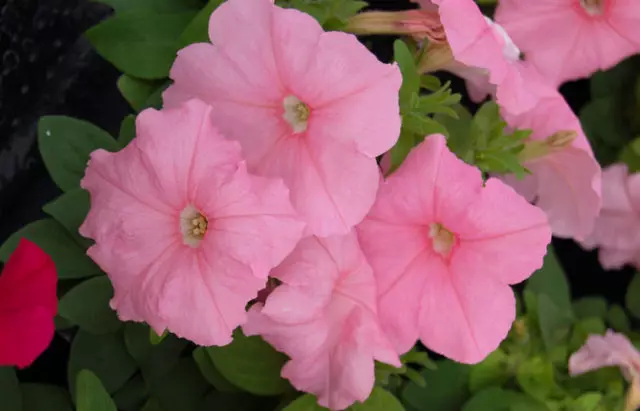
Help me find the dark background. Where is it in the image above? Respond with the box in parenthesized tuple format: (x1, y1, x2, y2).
(0, 0, 633, 386)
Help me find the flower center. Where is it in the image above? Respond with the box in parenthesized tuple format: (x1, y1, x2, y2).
(283, 95, 310, 134)
(180, 205, 208, 248)
(580, 0, 605, 15)
(429, 223, 456, 257)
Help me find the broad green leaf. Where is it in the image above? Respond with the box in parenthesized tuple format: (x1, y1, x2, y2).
(568, 393, 603, 411)
(0, 367, 21, 411)
(626, 273, 640, 319)
(580, 97, 630, 166)
(123, 322, 187, 384)
(149, 328, 168, 345)
(515, 357, 562, 402)
(282, 394, 326, 410)
(207, 330, 290, 396)
(146, 358, 210, 411)
(76, 370, 118, 411)
(91, 0, 202, 13)
(590, 56, 640, 98)
(68, 331, 138, 398)
(179, 0, 225, 46)
(619, 136, 640, 172)
(402, 360, 470, 411)
(525, 246, 572, 313)
(0, 219, 101, 279)
(389, 128, 417, 174)
(118, 75, 165, 112)
(86, 11, 197, 79)
(119, 115, 137, 146)
(394, 39, 419, 114)
(569, 317, 607, 353)
(112, 375, 148, 411)
(469, 348, 510, 393)
(573, 297, 608, 320)
(59, 276, 121, 334)
(462, 387, 517, 411)
(351, 388, 404, 411)
(21, 384, 73, 411)
(38, 116, 119, 191)
(43, 189, 91, 246)
(537, 294, 573, 355)
(193, 347, 239, 392)
(607, 304, 631, 332)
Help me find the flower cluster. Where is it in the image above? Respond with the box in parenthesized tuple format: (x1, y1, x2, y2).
(72, 0, 640, 408)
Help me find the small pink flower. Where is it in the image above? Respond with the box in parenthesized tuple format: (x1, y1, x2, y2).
(581, 164, 640, 270)
(495, 0, 640, 86)
(0, 239, 57, 369)
(500, 63, 602, 240)
(164, 0, 402, 237)
(80, 99, 304, 346)
(357, 134, 551, 363)
(569, 330, 640, 382)
(414, 0, 537, 114)
(243, 232, 400, 410)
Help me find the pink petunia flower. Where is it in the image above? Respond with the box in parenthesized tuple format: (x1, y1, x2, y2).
(243, 232, 400, 410)
(570, 330, 640, 382)
(580, 164, 640, 270)
(495, 0, 640, 86)
(0, 239, 57, 369)
(164, 0, 402, 237)
(500, 63, 602, 240)
(80, 99, 305, 346)
(357, 134, 551, 364)
(412, 0, 537, 114)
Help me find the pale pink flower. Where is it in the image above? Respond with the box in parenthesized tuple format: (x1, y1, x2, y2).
(495, 0, 640, 86)
(357, 134, 551, 364)
(164, 0, 402, 237)
(243, 232, 400, 410)
(581, 164, 640, 270)
(80, 99, 305, 346)
(413, 0, 537, 114)
(569, 330, 640, 382)
(500, 63, 602, 240)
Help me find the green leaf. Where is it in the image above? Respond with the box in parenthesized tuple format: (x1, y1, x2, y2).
(119, 115, 137, 146)
(469, 348, 510, 393)
(568, 393, 603, 411)
(394, 39, 419, 114)
(0, 219, 101, 279)
(537, 294, 573, 356)
(59, 276, 121, 334)
(179, 0, 225, 46)
(619, 136, 640, 172)
(193, 347, 239, 392)
(76, 370, 118, 411)
(607, 304, 631, 332)
(91, 0, 202, 13)
(38, 116, 119, 191)
(332, 0, 369, 22)
(282, 394, 326, 411)
(140, 398, 163, 411)
(403, 113, 448, 137)
(573, 297, 608, 320)
(402, 360, 470, 411)
(0, 367, 22, 411)
(207, 330, 290, 396)
(525, 246, 571, 313)
(146, 358, 210, 411)
(112, 375, 148, 411)
(149, 328, 168, 345)
(21, 384, 73, 411)
(463, 387, 522, 411)
(569, 317, 607, 354)
(86, 11, 197, 79)
(515, 357, 560, 401)
(43, 188, 91, 245)
(626, 272, 640, 319)
(288, 0, 331, 26)
(118, 75, 165, 112)
(68, 331, 138, 398)
(351, 388, 404, 411)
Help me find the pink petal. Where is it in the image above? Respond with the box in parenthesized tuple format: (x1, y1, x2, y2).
(418, 259, 516, 364)
(569, 330, 640, 381)
(0, 240, 57, 368)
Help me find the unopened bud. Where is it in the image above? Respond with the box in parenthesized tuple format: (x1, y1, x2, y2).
(346, 10, 447, 43)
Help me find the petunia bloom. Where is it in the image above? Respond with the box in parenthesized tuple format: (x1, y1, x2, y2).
(0, 239, 57, 369)
(411, 0, 536, 114)
(580, 164, 640, 270)
(244, 232, 400, 410)
(357, 134, 551, 364)
(500, 63, 602, 240)
(495, 0, 640, 86)
(164, 0, 402, 237)
(80, 99, 305, 346)
(569, 330, 640, 381)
